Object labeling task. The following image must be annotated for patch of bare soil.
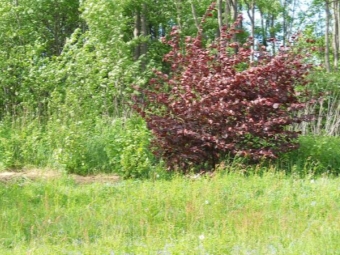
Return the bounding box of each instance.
[0,169,120,184]
[70,174,120,184]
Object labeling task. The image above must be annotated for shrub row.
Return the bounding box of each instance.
[0,115,339,177]
[0,116,160,178]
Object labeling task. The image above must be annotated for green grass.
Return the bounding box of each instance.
[1,172,340,254]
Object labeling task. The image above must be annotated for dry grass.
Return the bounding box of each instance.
[0,169,119,184]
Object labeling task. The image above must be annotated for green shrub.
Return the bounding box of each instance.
[278,136,340,175]
[104,117,156,178]
[0,117,53,169]
[307,70,340,93]
[0,115,158,178]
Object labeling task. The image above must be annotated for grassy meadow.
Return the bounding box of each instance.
[1,171,340,254]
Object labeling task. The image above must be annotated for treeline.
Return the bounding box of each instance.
[0,0,338,119]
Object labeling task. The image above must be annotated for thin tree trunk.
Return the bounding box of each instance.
[217,0,223,37]
[141,3,148,70]
[287,0,297,43]
[270,15,276,55]
[133,10,141,61]
[282,0,287,46]
[259,9,266,46]
[325,0,331,72]
[225,0,231,28]
[245,0,255,61]
[333,0,339,69]
[174,0,182,30]
[191,0,200,31]
[338,0,340,53]
[230,0,238,44]
[231,0,238,22]
[141,4,148,55]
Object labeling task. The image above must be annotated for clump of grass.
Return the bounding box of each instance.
[1,172,340,254]
[277,135,340,176]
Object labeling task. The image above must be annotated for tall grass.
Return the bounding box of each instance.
[1,172,340,254]
[280,135,340,175]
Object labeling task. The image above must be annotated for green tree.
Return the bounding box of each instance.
[0,0,80,118]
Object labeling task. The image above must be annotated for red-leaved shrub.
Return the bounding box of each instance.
[134,4,313,171]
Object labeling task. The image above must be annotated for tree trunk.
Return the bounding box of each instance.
[174,0,182,30]
[231,0,238,22]
[190,0,200,31]
[338,0,340,55]
[325,0,331,72]
[282,0,287,46]
[287,0,297,44]
[217,0,223,37]
[270,15,276,55]
[133,10,141,61]
[230,0,238,44]
[333,0,339,69]
[141,3,148,70]
[141,4,148,56]
[225,0,231,28]
[259,8,266,46]
[245,0,255,61]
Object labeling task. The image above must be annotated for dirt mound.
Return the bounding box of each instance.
[0,169,120,184]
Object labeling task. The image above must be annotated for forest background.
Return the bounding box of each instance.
[1,0,340,178]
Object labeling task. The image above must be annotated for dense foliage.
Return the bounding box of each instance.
[0,0,339,176]
[135,8,313,171]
